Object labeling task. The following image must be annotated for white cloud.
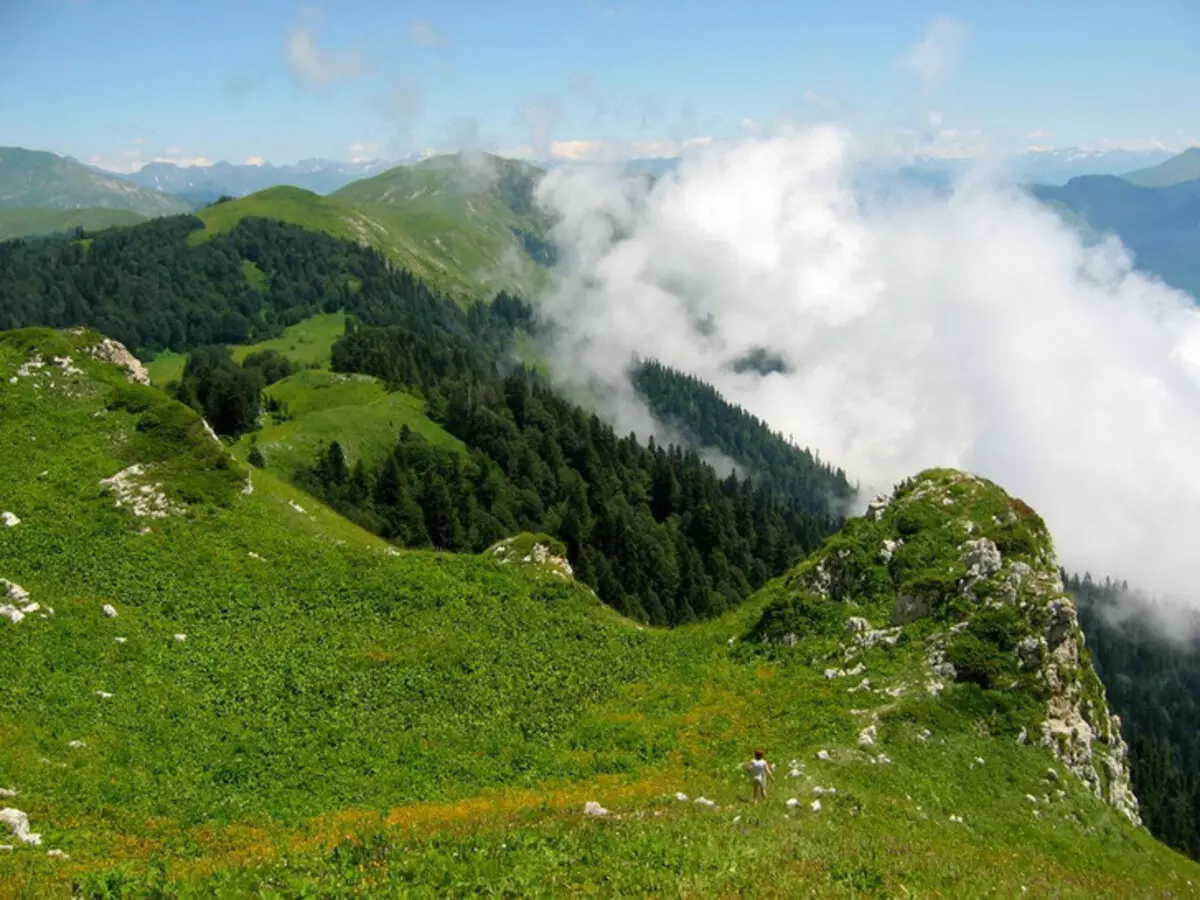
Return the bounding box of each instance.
[347,141,381,162]
[516,97,566,160]
[533,124,1200,625]
[408,20,442,47]
[285,25,366,87]
[244,156,265,166]
[901,15,968,94]
[505,136,714,163]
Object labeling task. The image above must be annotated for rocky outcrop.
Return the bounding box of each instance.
[85,338,150,386]
[749,468,1141,826]
[487,534,575,580]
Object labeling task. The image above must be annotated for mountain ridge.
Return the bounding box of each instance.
[0,147,193,217]
[1124,147,1200,188]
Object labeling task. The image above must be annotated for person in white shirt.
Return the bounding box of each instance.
[746,749,774,803]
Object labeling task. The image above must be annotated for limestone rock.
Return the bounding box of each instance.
[86,338,150,385]
[0,808,41,846]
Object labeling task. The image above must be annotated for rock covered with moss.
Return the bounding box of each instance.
[487,533,575,580]
[747,467,1141,825]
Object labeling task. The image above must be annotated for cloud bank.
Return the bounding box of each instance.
[533,123,1200,616]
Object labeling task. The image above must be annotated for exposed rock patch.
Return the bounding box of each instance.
[99,464,185,519]
[0,808,41,846]
[86,338,150,385]
[487,534,575,580]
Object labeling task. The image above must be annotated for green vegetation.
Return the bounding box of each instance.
[190,154,553,305]
[1074,574,1200,859]
[249,369,464,476]
[0,207,146,242]
[325,322,845,624]
[147,313,347,386]
[2,331,1197,896]
[1124,147,1200,188]
[0,147,191,216]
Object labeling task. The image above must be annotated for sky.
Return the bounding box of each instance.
[1,0,1199,171]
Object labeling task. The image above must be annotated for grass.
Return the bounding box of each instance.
[191,156,553,305]
[0,207,147,242]
[2,327,1199,897]
[245,369,465,474]
[145,312,347,386]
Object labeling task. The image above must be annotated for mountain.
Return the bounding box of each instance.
[2,326,1196,895]
[195,153,553,303]
[1124,147,1200,188]
[0,147,192,216]
[0,206,146,242]
[1032,175,1200,299]
[122,157,398,202]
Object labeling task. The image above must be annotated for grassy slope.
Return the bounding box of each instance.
[192,155,550,305]
[1,328,1198,897]
[249,369,466,475]
[0,207,147,242]
[144,312,349,387]
[145,311,460,475]
[1125,147,1200,188]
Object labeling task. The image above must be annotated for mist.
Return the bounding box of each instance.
[531,122,1200,618]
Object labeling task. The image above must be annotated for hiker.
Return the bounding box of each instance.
[747,749,774,803]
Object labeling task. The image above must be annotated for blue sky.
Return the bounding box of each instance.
[2,0,1198,171]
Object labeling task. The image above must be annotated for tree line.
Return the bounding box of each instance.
[309,323,847,625]
[1070,572,1200,860]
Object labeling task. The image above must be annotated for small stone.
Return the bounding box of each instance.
[46,849,68,858]
[816,750,831,761]
[114,637,127,644]
[786,797,800,808]
[68,740,86,749]
[102,604,117,618]
[810,799,822,812]
[583,800,608,817]
[675,792,688,802]
[173,633,187,642]
[0,512,19,528]
[95,691,113,699]
[694,797,717,808]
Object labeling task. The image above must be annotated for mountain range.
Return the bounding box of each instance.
[122,157,398,205]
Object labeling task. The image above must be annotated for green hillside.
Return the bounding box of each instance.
[0,206,146,242]
[0,147,192,217]
[246,368,465,476]
[1124,147,1200,188]
[192,154,553,304]
[2,327,1198,896]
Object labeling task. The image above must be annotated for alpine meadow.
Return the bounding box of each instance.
[4,3,1200,897]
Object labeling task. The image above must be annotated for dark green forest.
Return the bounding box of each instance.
[1071,573,1200,860]
[309,322,844,624]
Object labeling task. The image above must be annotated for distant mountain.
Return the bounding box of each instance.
[0,147,192,216]
[122,158,399,200]
[1124,148,1200,188]
[0,206,146,242]
[1032,175,1200,300]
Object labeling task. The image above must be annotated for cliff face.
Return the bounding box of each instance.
[748,467,1141,825]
